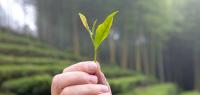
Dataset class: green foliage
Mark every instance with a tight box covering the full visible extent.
[180,91,200,95]
[0,64,69,84]
[133,83,178,95]
[0,64,134,85]
[108,75,149,94]
[0,93,15,95]
[0,28,189,95]
[0,43,81,61]
[0,30,144,95]
[2,75,142,95]
[79,13,91,32]
[0,54,73,65]
[0,32,48,49]
[2,75,51,95]
[0,44,60,57]
[94,11,118,50]
[102,67,133,78]
[79,11,118,62]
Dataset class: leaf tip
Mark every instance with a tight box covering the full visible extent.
[112,11,119,16]
[78,13,83,16]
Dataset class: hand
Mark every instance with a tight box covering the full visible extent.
[51,61,112,95]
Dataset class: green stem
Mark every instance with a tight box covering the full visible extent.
[94,49,97,63]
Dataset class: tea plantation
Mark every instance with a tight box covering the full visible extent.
[0,30,199,95]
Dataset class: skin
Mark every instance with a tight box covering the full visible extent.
[51,61,112,95]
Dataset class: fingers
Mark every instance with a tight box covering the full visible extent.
[99,72,112,93]
[63,61,98,74]
[51,72,98,95]
[52,61,111,95]
[95,62,112,93]
[60,84,110,95]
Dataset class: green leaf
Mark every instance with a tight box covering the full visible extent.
[79,13,91,32]
[92,19,98,34]
[78,11,118,63]
[94,11,118,50]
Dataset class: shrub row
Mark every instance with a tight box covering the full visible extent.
[0,64,134,84]
[0,44,81,61]
[101,64,134,78]
[0,64,68,84]
[0,44,64,57]
[108,75,151,94]
[0,33,49,49]
[2,75,51,95]
[1,75,144,95]
[0,31,41,44]
[0,55,69,65]
[180,91,200,95]
[3,75,194,95]
[0,31,82,61]
[132,83,178,95]
[0,93,15,95]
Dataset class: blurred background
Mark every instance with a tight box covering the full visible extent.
[0,0,200,95]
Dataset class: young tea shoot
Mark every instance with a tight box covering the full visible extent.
[79,11,118,63]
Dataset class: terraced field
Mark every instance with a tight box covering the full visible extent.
[0,30,199,95]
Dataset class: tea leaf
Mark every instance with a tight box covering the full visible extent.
[79,11,118,63]
[79,13,91,32]
[94,11,118,50]
[92,19,98,34]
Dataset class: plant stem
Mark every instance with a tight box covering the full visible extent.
[94,48,97,63]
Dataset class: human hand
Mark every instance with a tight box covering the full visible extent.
[51,61,112,95]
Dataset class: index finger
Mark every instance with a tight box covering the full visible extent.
[63,61,98,75]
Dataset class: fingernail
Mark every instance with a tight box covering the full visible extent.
[88,63,97,71]
[89,75,97,83]
[100,85,109,93]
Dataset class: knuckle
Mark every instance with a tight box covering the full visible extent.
[62,68,68,72]
[52,74,60,83]
[82,76,90,83]
[74,72,88,81]
[52,74,62,89]
[60,88,68,95]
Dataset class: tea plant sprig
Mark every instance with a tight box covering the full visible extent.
[79,11,118,63]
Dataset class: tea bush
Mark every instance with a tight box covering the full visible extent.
[109,75,150,94]
[180,91,200,95]
[133,83,178,95]
[2,75,143,95]
[2,75,51,95]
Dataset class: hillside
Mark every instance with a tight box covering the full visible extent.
[0,30,199,95]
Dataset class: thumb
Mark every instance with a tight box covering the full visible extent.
[95,62,112,94]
